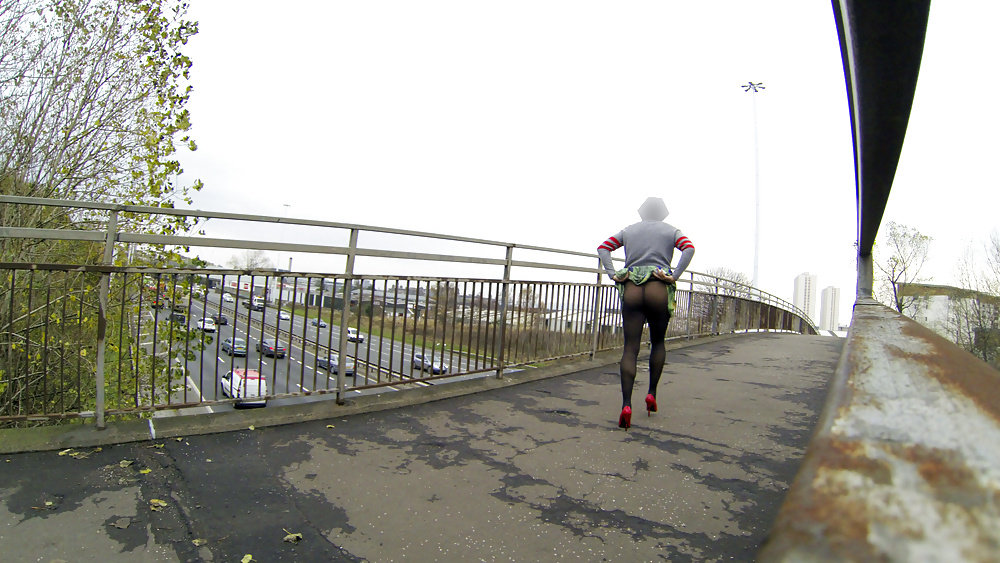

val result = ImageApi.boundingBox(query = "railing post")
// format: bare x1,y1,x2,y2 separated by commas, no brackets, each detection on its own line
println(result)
710,276,719,335
94,209,118,429
589,259,603,360
336,228,358,403
495,245,514,378
686,271,693,338
857,251,874,300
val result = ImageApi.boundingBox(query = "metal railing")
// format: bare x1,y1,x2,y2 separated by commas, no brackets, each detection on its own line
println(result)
0,195,815,427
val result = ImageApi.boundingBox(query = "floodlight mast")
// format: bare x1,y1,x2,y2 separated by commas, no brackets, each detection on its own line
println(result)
742,81,765,288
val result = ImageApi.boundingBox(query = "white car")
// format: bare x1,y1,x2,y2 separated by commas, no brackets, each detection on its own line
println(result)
196,317,216,332
346,327,364,342
278,310,291,321
220,368,267,407
222,293,235,303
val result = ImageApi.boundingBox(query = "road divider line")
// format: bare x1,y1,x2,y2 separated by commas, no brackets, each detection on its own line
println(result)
186,375,204,401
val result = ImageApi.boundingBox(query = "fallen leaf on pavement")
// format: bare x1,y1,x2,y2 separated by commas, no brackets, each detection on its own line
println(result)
119,460,133,468
282,529,303,543
139,468,151,475
149,499,168,511
192,539,207,546
147,443,164,449
248,425,255,431
58,449,74,456
326,425,335,429
175,437,183,442
241,555,254,563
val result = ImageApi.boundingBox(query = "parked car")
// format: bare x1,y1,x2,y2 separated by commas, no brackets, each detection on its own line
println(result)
346,327,364,342
222,293,235,303
412,353,449,374
256,338,286,358
220,368,267,407
311,318,328,328
277,310,291,321
168,312,186,324
221,337,247,357
211,313,228,326
316,353,354,375
196,317,216,332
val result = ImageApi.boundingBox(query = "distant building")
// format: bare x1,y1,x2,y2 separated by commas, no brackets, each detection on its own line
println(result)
793,272,818,322
896,282,1000,345
819,286,840,331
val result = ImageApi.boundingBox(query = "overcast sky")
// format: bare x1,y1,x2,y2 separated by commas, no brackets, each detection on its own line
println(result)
175,1,998,327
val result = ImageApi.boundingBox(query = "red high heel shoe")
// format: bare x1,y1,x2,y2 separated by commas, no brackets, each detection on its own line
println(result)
645,394,657,416
618,406,632,429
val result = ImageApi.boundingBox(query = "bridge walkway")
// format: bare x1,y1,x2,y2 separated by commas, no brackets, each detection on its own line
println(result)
0,332,843,562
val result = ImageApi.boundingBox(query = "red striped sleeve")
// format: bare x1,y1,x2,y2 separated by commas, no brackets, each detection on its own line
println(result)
675,236,694,251
598,236,622,252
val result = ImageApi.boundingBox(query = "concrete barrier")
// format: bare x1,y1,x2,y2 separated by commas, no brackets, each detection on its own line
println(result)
758,298,1000,561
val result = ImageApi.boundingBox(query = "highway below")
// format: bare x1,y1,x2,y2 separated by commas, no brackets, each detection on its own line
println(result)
144,292,498,414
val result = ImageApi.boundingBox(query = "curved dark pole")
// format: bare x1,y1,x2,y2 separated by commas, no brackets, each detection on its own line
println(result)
832,0,931,298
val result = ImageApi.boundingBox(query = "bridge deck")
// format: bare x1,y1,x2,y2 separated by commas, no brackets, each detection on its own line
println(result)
0,333,842,562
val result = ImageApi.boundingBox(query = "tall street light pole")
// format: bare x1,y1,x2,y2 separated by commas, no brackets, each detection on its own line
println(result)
742,81,765,288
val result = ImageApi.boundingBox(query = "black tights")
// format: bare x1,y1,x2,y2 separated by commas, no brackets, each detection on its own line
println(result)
620,280,671,408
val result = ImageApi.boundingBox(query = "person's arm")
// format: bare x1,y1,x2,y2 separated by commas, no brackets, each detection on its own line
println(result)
670,231,695,279
597,231,624,278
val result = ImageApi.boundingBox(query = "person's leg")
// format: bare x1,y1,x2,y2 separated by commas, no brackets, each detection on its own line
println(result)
641,281,672,400
620,282,647,409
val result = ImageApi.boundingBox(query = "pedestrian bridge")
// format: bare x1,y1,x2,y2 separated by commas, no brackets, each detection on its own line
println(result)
2,1,1000,559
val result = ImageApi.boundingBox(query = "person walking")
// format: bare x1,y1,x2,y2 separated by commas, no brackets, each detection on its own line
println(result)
597,197,695,429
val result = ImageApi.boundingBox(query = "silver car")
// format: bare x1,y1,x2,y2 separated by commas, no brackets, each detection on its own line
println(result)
412,353,449,374
316,353,354,375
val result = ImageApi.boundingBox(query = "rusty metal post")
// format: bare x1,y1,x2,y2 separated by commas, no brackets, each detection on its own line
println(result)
589,258,603,360
710,276,719,335
682,271,692,338
94,209,118,429
336,228,358,403
495,245,514,378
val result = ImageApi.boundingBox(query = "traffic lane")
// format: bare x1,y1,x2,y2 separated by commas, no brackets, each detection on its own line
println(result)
178,314,495,393
179,301,496,397
196,299,441,381
182,327,336,400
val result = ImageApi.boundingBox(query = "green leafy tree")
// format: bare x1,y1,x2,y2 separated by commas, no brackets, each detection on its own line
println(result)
0,0,202,424
0,0,202,264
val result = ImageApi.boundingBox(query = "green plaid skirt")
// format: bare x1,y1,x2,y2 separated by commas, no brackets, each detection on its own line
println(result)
614,266,677,318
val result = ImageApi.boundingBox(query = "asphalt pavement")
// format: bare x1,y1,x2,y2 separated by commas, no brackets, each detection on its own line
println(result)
0,332,843,562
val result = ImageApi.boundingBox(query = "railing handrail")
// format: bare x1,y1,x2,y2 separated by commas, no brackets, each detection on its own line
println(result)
0,194,815,330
